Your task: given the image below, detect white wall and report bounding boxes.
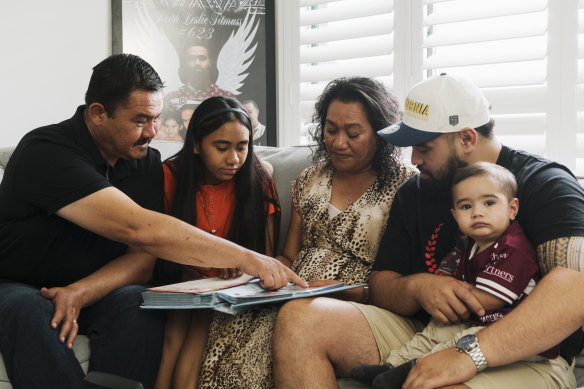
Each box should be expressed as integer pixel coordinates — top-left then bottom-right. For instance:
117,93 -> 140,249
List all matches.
0,1 -> 111,147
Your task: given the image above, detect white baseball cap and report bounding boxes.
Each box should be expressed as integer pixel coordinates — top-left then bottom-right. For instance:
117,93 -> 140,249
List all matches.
378,73 -> 491,147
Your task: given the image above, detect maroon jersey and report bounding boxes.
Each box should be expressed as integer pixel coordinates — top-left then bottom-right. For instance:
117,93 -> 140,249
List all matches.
454,222 -> 538,325
454,222 -> 559,358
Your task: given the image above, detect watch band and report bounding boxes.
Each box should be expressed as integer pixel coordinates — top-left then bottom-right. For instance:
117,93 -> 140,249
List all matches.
456,335 -> 488,372
466,343 -> 488,372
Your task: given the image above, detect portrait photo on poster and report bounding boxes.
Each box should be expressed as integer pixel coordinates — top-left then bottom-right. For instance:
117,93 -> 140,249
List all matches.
111,0 -> 276,145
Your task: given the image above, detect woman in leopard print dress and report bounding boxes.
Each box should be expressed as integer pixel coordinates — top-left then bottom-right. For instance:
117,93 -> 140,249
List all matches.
197,77 -> 417,388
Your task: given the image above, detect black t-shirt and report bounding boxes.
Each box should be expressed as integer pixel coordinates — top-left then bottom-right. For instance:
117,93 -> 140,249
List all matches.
373,146 -> 584,340
0,106 -> 164,288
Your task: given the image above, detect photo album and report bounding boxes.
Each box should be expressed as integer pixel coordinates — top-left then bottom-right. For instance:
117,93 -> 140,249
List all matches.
141,274 -> 364,314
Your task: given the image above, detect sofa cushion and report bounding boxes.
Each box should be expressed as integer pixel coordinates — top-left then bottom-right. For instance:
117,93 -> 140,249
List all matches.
577,355 -> 584,388
254,146 -> 313,252
0,147 -> 14,170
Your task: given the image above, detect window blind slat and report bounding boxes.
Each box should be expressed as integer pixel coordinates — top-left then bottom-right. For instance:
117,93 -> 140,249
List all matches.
422,0 -> 455,4
300,1 -> 392,26
300,35 -> 392,64
423,0 -> 547,26
300,17 -> 393,45
422,43 -> 546,69
300,55 -> 393,83
301,0 -> 394,8
578,60 -> 584,83
483,85 -> 547,115
423,60 -> 547,89
423,16 -> 546,47
300,0 -> 339,7
490,113 -> 546,136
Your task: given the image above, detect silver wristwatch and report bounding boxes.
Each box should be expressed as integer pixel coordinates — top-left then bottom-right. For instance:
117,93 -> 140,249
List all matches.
455,334 -> 488,372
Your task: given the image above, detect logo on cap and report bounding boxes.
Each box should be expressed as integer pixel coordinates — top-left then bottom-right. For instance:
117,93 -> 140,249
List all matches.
449,115 -> 459,126
404,98 -> 429,122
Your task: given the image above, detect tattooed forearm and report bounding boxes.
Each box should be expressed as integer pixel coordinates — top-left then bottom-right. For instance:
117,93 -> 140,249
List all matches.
537,236 -> 584,274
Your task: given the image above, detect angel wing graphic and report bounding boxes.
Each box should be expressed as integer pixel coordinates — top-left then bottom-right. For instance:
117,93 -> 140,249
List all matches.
123,1 -> 182,93
215,10 -> 260,96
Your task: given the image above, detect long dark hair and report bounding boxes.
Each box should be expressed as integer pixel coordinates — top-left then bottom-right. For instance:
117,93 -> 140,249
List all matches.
167,96 -> 280,254
311,77 -> 403,183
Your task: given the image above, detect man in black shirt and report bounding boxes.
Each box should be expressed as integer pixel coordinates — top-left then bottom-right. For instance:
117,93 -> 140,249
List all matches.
273,74 -> 584,388
0,54 -> 304,389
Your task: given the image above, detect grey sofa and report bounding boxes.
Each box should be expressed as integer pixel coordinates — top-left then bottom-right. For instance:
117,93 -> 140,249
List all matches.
0,140 -> 582,388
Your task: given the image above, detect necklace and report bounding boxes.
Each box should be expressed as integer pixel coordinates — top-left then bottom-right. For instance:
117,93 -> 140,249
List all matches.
199,190 -> 228,235
332,177 -> 355,206
332,170 -> 376,208
200,195 -> 217,234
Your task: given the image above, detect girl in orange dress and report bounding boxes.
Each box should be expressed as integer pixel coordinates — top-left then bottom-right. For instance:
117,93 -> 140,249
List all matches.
154,96 -> 279,389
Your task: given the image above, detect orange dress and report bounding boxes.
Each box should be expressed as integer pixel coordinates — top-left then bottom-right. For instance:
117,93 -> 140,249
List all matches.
162,161 -> 277,277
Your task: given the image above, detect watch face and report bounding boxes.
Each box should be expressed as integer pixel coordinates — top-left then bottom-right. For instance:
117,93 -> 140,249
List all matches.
457,335 -> 477,351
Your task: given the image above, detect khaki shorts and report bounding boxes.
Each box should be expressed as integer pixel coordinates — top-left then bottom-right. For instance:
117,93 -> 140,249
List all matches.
350,303 -> 576,389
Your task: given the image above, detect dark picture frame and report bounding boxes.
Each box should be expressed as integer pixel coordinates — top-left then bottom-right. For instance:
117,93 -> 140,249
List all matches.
111,0 -> 277,146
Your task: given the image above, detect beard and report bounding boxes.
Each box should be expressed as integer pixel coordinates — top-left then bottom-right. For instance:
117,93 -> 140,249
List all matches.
186,67 -> 212,90
418,153 -> 467,198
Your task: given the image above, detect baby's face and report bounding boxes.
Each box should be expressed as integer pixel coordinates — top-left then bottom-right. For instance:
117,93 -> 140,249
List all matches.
451,175 -> 518,248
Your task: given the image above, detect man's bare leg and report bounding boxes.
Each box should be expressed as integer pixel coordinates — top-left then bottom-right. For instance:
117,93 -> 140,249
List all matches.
273,297 -> 380,389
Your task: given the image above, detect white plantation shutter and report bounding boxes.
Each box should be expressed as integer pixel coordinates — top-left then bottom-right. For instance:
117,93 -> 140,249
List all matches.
420,0 -> 549,156
420,0 -> 581,175
279,0 -> 583,175
282,0 -> 395,145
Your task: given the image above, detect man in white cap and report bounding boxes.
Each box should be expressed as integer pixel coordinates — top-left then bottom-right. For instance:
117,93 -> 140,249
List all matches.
273,73 -> 584,388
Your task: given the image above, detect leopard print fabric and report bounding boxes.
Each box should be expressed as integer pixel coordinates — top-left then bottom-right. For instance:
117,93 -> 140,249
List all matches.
197,160 -> 417,389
